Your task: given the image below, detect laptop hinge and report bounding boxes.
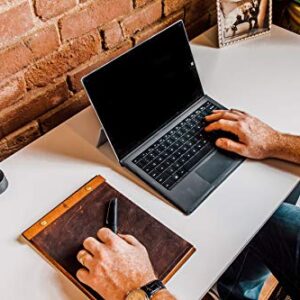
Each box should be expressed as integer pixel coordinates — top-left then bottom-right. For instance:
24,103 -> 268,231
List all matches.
97,128 -> 108,148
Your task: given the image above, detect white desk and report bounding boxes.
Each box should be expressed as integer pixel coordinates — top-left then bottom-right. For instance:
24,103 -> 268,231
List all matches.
0,25 -> 299,300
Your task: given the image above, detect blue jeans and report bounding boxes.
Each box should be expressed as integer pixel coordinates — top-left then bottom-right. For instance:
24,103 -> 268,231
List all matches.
217,203 -> 300,300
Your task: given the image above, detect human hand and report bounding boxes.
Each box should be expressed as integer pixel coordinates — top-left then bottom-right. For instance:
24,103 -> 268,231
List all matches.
205,109 -> 280,159
76,228 -> 157,300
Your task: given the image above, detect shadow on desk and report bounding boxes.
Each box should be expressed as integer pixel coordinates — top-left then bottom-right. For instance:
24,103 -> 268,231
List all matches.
263,159 -> 300,178
55,272 -> 85,300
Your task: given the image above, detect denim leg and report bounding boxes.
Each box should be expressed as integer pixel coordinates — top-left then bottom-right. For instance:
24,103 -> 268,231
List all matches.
250,203 -> 300,299
217,203 -> 300,300
217,245 -> 270,300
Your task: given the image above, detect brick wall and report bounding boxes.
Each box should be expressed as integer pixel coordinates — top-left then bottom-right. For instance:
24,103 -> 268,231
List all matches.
0,0 -> 216,161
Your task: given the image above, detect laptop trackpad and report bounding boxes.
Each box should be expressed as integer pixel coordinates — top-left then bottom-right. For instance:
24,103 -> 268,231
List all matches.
196,151 -> 235,184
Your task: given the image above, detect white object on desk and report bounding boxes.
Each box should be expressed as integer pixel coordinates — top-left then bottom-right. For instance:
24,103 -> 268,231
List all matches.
0,25 -> 299,300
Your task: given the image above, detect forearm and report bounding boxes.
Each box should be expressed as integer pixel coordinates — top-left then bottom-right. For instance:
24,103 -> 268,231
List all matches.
270,133 -> 300,164
152,289 -> 177,300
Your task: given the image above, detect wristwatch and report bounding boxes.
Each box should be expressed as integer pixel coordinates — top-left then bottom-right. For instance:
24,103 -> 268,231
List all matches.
126,280 -> 166,300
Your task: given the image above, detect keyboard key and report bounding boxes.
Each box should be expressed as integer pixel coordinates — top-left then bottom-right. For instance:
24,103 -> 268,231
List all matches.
133,102 -> 219,188
149,161 -> 158,168
157,162 -> 167,172
150,170 -> 159,179
163,177 -> 176,189
162,151 -> 170,158
178,168 -> 187,177
166,166 -> 175,175
157,145 -> 166,152
170,156 -> 177,162
183,144 -> 213,171
156,172 -> 169,183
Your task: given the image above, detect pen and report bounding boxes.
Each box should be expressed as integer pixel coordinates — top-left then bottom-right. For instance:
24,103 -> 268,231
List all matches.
106,198 -> 118,234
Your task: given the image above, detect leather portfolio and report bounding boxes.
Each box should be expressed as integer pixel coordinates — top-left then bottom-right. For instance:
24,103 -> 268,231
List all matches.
22,175 -> 195,299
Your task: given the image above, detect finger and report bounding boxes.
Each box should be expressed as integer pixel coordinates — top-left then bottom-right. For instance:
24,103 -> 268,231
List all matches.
215,138 -> 246,156
205,111 -> 240,122
97,227 -> 118,245
76,268 -> 90,285
230,109 -> 247,116
77,250 -> 94,269
205,120 -> 240,135
119,234 -> 141,246
83,237 -> 101,256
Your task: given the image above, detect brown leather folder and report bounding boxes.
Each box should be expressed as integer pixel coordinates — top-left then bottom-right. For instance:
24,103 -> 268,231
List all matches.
22,175 -> 195,299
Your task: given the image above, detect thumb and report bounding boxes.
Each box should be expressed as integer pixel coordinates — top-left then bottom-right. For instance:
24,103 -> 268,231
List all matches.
216,138 -> 246,156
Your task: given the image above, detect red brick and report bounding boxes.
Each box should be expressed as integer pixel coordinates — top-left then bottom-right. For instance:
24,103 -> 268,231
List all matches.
59,0 -> 132,41
0,75 -> 26,110
0,42 -> 32,82
164,0 -> 190,16
68,40 -> 132,92
35,0 -> 77,20
0,1 -> 34,46
0,80 -> 69,138
185,0 -> 215,25
39,91 -> 90,133
25,32 -> 101,88
121,0 -> 162,37
135,0 -> 152,8
185,10 -> 214,39
24,25 -> 60,60
134,10 -> 184,44
4,121 -> 41,156
0,138 -> 9,161
102,21 -> 124,49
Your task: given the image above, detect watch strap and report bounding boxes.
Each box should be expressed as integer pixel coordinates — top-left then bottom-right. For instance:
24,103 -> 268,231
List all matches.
141,280 -> 165,299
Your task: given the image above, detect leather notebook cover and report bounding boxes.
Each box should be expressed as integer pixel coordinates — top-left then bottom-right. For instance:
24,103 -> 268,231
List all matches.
22,175 -> 195,299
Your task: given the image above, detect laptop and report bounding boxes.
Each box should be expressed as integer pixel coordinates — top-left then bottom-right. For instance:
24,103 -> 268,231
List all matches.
82,20 -> 244,215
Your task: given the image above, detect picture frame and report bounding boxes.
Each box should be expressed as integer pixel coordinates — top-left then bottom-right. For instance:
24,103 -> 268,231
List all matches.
217,0 -> 272,47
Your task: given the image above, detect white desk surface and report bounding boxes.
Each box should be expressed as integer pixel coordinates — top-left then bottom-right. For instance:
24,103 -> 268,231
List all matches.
0,25 -> 299,300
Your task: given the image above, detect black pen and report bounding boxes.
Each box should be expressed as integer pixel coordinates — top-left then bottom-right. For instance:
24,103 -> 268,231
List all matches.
106,198 -> 118,234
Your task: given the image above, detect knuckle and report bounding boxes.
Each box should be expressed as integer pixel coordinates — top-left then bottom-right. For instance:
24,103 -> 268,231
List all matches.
83,237 -> 94,247
76,269 -> 86,281
139,243 -> 147,251
108,238 -> 117,247
236,121 -> 243,130
77,250 -> 85,259
98,227 -> 108,236
127,234 -> 136,241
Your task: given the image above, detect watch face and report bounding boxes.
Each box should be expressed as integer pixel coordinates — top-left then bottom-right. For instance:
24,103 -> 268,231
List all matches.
126,289 -> 149,300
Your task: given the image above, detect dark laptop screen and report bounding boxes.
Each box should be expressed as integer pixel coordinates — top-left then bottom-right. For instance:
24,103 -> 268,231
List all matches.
83,21 -> 204,160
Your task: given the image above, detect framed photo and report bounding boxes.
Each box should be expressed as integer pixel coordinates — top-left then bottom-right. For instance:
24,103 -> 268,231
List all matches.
217,0 -> 272,47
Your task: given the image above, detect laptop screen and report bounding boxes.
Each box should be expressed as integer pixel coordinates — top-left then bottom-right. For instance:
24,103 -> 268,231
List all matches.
82,21 -> 204,160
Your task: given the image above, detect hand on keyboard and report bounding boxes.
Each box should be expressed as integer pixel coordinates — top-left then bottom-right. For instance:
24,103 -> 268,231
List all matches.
204,109 -> 280,160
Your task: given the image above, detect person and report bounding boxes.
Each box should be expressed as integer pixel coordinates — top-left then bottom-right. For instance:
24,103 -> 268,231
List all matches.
76,109 -> 300,300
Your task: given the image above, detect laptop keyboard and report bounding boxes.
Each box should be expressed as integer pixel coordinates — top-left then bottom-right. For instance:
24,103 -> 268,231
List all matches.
133,101 -> 219,190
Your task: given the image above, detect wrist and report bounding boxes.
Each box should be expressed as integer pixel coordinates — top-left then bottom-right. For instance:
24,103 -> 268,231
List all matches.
126,279 -> 169,300
267,130 -> 284,158
268,131 -> 286,159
